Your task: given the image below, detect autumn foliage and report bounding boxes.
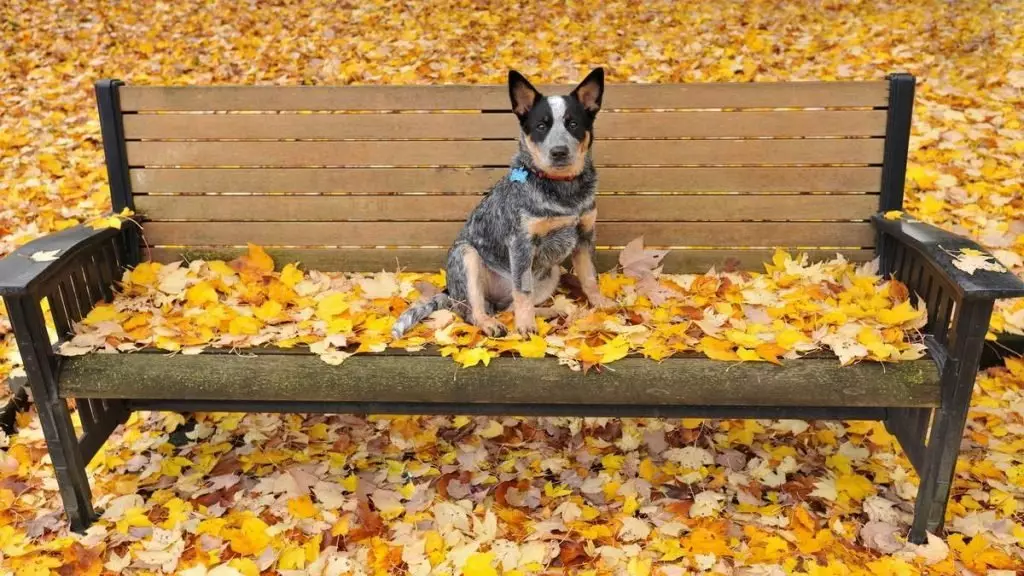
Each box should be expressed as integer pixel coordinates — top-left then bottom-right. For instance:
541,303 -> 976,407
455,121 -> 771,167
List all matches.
2,0 -> 1024,574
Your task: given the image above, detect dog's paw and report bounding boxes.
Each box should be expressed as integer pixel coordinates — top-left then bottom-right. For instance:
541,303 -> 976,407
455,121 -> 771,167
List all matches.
515,321 -> 538,337
588,294 -> 618,309
478,318 -> 508,338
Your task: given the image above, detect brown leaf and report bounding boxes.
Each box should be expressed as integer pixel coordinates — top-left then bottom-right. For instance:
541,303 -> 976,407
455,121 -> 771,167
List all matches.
209,452 -> 241,476
559,540 -> 592,567
559,273 -> 587,301
619,236 -> 669,279
414,280 -> 440,300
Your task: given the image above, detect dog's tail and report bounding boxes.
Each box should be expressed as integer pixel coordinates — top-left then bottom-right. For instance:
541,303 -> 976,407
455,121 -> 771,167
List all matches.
391,292 -> 453,339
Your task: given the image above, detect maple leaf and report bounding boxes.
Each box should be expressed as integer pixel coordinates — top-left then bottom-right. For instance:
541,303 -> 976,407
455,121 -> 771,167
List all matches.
949,247 -> 1008,275
29,249 -> 61,262
619,236 -> 669,279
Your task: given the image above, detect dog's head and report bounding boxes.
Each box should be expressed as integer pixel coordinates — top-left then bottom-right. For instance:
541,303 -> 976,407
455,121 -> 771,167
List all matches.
508,67 -> 604,179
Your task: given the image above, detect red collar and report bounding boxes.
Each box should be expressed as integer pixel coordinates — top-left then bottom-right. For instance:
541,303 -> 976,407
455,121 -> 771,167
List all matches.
528,167 -> 578,181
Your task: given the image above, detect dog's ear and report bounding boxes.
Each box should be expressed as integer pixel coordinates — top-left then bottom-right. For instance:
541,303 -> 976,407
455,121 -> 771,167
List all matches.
509,70 -> 541,118
571,67 -> 605,115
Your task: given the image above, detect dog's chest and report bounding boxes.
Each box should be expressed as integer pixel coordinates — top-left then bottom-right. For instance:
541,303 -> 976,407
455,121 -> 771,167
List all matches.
526,213 -> 583,269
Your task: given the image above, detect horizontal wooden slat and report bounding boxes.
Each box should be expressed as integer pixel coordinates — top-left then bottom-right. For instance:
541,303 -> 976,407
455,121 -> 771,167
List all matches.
146,246 -> 877,273
131,167 -> 883,194
142,221 -> 874,247
126,139 -> 885,167
122,110 -> 888,140
119,82 -> 889,112
135,194 -> 879,222
60,353 -> 938,408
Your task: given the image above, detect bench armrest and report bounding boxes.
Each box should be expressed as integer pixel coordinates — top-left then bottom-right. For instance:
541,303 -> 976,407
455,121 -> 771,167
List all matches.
0,226 -> 120,298
873,214 -> 1024,301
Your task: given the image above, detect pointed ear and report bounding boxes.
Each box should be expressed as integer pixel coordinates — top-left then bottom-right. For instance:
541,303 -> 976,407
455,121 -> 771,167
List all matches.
509,70 -> 541,118
572,67 -> 605,114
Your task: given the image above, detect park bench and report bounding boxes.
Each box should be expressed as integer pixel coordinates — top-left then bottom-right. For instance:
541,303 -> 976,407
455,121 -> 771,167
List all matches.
2,74 -> 1023,544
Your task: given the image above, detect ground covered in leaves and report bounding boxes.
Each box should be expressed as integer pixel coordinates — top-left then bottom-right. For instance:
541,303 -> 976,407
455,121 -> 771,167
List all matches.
2,0 -> 1024,573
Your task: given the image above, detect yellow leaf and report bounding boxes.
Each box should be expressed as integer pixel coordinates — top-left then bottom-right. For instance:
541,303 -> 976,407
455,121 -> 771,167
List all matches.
454,347 -> 494,368
253,300 -> 283,322
83,304 -> 118,325
736,347 -> 762,362
876,300 -> 923,326
883,210 -> 903,220
700,337 -> 738,361
627,557 -> 652,576
280,263 -> 304,287
228,315 -> 262,335
316,292 -> 349,319
288,495 -> 317,519
638,458 -> 657,482
836,473 -> 874,501
598,335 -> 631,364
244,243 -> 275,274
186,281 -> 219,307
331,515 -> 350,537
516,334 -> 547,358
544,482 -> 572,498
278,545 -> 307,570
462,552 -> 498,576
228,558 -> 261,576
227,517 -> 272,555
602,454 -> 625,472
623,494 -> 639,515
341,475 -> 359,492
755,343 -> 785,365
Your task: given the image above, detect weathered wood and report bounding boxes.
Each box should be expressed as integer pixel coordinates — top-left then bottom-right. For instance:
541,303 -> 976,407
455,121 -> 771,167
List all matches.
118,82 -> 889,112
142,221 -> 876,248
59,353 -> 939,408
131,166 -> 884,194
125,139 -> 885,167
145,246 -> 876,273
135,194 -> 879,222
123,110 -> 888,140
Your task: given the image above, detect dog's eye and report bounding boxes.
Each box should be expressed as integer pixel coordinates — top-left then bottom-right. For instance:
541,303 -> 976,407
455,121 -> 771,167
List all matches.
568,120 -> 578,129
536,122 -> 548,132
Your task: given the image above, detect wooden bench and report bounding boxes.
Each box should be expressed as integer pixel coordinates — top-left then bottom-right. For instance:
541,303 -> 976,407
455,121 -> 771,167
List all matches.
3,75 -> 1023,544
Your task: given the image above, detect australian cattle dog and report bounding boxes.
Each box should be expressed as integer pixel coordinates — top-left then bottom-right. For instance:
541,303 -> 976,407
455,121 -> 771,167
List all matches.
392,67 -> 615,339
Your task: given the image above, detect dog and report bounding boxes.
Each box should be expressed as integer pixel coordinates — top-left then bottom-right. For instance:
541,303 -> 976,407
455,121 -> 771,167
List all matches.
391,67 -> 615,340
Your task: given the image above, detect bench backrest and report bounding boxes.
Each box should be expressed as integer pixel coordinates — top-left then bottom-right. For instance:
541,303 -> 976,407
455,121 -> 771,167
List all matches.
100,77 -> 913,273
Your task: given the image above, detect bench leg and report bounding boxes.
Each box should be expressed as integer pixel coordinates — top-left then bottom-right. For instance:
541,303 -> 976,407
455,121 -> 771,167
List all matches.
908,407 -> 966,543
907,299 -> 992,544
5,295 -> 98,532
36,396 -> 98,532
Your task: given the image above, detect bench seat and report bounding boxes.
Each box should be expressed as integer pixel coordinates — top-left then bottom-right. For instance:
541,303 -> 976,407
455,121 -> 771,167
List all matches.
61,351 -> 940,414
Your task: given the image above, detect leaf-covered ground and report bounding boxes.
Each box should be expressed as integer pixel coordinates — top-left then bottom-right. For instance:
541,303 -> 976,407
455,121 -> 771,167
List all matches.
2,0 -> 1024,573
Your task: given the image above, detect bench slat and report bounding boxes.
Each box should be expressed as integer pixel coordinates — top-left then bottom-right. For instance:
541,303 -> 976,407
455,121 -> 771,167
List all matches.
122,110 -> 888,140
135,194 -> 879,222
118,82 -> 889,111
145,246 -> 876,273
130,167 -> 883,194
143,221 -> 875,248
59,353 -> 939,408
125,139 -> 885,167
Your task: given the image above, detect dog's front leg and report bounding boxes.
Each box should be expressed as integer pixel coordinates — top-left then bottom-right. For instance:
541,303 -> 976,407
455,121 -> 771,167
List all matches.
573,208 -> 617,309
509,235 -> 538,336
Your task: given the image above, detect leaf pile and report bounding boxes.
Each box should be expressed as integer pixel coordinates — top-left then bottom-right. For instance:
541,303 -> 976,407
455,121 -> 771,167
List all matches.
58,243 -> 928,369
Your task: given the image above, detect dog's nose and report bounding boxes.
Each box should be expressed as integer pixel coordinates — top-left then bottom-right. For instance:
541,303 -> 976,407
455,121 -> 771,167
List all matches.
550,146 -> 570,161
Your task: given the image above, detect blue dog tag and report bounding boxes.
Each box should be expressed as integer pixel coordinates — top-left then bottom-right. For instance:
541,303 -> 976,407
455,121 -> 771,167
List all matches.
508,167 -> 528,183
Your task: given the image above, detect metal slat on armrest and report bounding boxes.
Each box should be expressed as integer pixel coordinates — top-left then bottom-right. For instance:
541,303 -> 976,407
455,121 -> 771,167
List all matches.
0,227 -> 120,296
873,215 -> 1024,300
